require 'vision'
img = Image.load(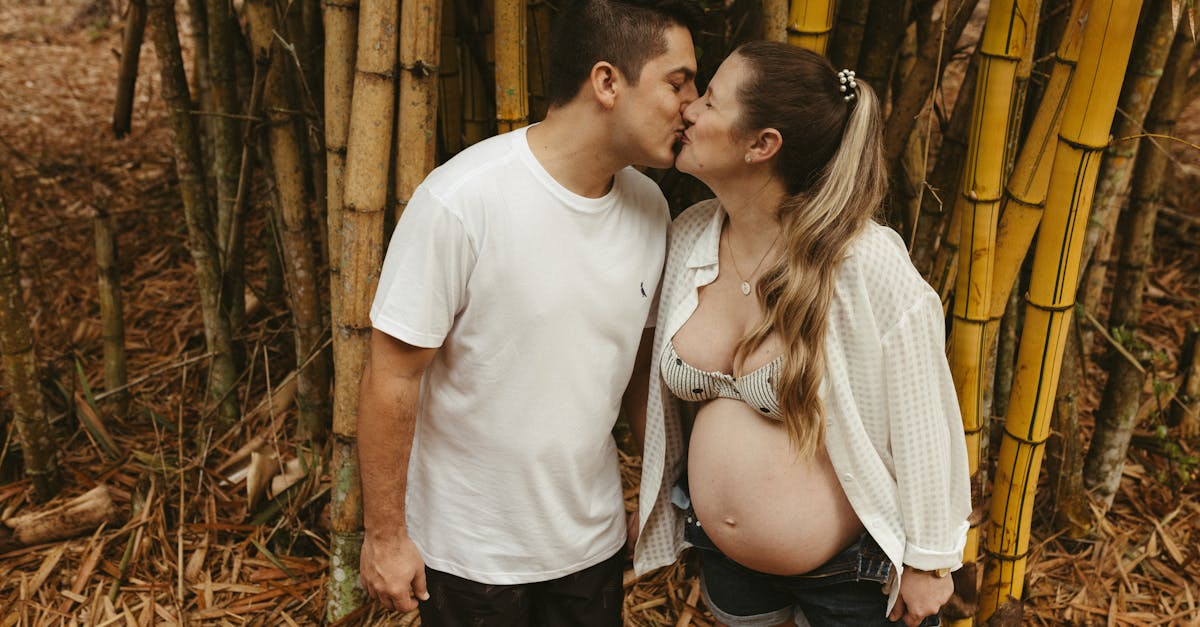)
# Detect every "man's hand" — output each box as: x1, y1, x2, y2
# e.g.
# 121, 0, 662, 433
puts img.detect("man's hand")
888, 568, 953, 626
360, 532, 429, 612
